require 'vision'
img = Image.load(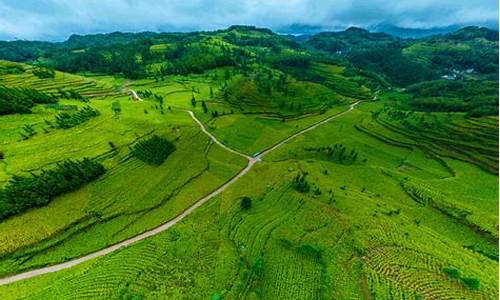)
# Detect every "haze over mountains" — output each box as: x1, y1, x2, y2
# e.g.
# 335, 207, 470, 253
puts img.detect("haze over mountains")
277, 21, 499, 38
0, 0, 497, 41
